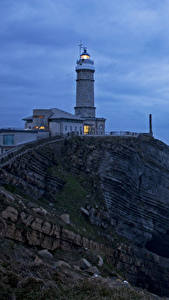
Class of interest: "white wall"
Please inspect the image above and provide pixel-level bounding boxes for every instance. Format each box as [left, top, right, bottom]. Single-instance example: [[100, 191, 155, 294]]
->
[[15, 132, 38, 145], [25, 121, 34, 129], [49, 120, 83, 136], [62, 121, 83, 135], [49, 122, 61, 136], [0, 130, 50, 155], [0, 131, 38, 146]]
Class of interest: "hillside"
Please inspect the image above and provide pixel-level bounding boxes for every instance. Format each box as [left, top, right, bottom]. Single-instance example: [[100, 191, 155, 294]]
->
[[0, 135, 169, 299]]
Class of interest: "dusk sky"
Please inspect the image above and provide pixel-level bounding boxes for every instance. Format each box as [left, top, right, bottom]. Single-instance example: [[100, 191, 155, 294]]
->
[[1, 0, 169, 143]]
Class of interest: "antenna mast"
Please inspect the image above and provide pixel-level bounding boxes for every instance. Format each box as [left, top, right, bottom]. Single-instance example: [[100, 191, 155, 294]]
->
[[78, 41, 83, 57], [149, 114, 153, 136]]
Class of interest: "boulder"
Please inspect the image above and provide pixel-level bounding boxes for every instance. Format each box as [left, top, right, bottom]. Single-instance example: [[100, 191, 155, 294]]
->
[[54, 260, 71, 269], [80, 207, 89, 216], [20, 212, 34, 226], [31, 218, 43, 231], [32, 207, 47, 216], [97, 255, 103, 267], [38, 249, 53, 260], [34, 256, 44, 265], [2, 206, 18, 222], [60, 214, 70, 224], [80, 258, 91, 270], [41, 221, 52, 235]]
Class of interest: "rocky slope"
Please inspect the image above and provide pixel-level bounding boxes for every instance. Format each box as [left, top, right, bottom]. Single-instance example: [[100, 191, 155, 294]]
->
[[1, 135, 169, 297], [0, 186, 166, 300]]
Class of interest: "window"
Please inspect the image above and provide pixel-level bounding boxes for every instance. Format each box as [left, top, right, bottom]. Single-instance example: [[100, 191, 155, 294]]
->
[[84, 125, 91, 135], [75, 126, 77, 131], [65, 126, 67, 131], [70, 126, 72, 131], [3, 135, 14, 145], [39, 126, 45, 130]]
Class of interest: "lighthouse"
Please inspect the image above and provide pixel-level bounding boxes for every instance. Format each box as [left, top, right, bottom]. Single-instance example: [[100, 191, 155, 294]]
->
[[75, 47, 95, 119], [75, 46, 105, 135]]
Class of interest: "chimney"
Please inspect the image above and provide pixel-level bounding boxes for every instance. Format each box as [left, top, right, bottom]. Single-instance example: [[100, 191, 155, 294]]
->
[[149, 114, 153, 136]]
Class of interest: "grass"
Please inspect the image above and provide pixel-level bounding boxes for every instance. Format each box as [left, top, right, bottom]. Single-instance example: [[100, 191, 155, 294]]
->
[[14, 278, 162, 300], [45, 165, 108, 242]]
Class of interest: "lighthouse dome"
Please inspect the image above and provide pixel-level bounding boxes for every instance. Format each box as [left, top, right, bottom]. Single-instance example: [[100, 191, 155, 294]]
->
[[76, 47, 95, 71]]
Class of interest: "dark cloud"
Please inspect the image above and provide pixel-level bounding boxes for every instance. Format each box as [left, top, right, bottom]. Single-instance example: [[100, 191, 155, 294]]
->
[[1, 0, 169, 143]]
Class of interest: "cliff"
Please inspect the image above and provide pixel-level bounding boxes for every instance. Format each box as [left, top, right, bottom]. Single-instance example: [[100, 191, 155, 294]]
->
[[1, 135, 169, 298]]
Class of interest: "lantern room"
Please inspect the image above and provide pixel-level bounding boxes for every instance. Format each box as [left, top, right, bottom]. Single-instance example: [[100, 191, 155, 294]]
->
[[80, 48, 90, 60]]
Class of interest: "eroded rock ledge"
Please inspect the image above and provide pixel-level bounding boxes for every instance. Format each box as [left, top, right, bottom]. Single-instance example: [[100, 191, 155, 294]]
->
[[0, 205, 109, 253]]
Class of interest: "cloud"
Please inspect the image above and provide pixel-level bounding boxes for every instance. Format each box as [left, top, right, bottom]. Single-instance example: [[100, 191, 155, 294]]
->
[[1, 0, 169, 143]]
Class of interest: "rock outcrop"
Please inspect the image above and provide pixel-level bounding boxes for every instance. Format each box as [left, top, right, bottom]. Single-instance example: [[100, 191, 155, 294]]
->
[[1, 135, 169, 296], [0, 204, 106, 253]]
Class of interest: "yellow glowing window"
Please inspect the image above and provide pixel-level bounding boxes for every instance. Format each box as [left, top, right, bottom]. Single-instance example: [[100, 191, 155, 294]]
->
[[81, 54, 90, 60], [39, 126, 45, 130], [35, 126, 39, 129], [34, 115, 44, 118], [84, 125, 90, 135]]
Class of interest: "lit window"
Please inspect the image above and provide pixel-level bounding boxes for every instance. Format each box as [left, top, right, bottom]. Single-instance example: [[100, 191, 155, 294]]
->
[[3, 135, 14, 145], [84, 125, 91, 135], [34, 126, 39, 129], [39, 126, 45, 130]]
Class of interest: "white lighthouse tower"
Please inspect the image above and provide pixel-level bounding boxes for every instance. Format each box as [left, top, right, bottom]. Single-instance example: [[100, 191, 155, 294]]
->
[[75, 46, 105, 135]]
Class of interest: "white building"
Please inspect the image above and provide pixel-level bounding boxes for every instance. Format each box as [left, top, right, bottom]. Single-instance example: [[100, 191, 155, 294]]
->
[[0, 129, 49, 155], [23, 108, 83, 136]]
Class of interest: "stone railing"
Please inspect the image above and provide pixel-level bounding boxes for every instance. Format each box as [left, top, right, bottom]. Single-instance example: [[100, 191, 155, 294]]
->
[[109, 131, 140, 137], [82, 131, 151, 137]]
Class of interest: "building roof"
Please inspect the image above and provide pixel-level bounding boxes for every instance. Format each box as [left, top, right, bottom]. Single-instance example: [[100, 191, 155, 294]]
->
[[22, 116, 33, 121], [23, 108, 83, 122], [0, 128, 38, 133], [49, 108, 83, 121]]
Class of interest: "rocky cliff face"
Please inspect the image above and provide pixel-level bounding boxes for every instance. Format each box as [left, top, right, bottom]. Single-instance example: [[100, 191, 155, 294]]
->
[[62, 136, 169, 254], [1, 135, 169, 296]]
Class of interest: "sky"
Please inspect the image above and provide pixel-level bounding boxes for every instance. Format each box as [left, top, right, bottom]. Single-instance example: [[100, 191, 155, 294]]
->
[[1, 0, 169, 143]]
